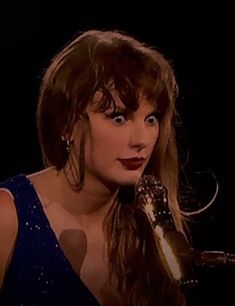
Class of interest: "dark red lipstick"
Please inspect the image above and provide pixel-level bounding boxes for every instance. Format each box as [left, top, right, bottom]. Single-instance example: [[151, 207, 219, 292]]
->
[[118, 158, 145, 170]]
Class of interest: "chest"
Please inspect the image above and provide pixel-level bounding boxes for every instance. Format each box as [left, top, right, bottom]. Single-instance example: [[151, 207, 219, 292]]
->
[[58, 226, 106, 274], [52, 222, 122, 306]]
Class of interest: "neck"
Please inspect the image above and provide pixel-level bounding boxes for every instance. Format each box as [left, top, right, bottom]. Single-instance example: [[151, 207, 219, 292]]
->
[[54, 167, 120, 224]]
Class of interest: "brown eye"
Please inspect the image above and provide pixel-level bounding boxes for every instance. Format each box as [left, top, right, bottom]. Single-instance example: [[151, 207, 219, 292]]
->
[[113, 115, 126, 125], [145, 114, 159, 126], [105, 112, 127, 125]]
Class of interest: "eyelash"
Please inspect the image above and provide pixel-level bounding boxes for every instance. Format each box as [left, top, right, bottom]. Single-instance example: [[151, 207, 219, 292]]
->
[[105, 112, 159, 125]]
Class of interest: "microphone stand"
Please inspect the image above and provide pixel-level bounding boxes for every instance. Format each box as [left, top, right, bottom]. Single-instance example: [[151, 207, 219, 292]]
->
[[192, 249, 235, 267]]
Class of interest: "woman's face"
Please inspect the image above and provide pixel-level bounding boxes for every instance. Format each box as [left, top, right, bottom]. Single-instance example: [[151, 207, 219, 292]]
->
[[73, 90, 159, 186]]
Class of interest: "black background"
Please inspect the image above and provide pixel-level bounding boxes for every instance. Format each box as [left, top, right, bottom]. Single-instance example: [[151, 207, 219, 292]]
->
[[1, 1, 234, 304]]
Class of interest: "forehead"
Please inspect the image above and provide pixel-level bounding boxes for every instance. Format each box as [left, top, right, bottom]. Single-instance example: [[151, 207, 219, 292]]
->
[[89, 88, 156, 112]]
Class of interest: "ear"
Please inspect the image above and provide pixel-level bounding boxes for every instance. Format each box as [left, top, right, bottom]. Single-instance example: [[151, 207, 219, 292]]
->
[[63, 113, 89, 143], [69, 119, 85, 142], [61, 123, 78, 143]]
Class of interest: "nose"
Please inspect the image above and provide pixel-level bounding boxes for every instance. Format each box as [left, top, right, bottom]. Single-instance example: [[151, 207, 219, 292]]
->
[[128, 122, 149, 151]]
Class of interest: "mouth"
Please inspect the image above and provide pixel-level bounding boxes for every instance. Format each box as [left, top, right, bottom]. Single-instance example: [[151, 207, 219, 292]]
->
[[118, 158, 145, 170]]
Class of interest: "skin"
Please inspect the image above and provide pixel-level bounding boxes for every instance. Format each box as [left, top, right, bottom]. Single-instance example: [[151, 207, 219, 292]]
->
[[74, 90, 160, 187], [0, 91, 160, 306]]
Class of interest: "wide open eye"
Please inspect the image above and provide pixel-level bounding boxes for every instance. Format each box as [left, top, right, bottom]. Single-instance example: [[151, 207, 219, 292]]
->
[[105, 112, 127, 125], [145, 113, 159, 126]]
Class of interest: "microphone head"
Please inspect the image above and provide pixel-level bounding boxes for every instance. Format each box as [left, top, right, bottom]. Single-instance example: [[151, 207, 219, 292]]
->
[[135, 175, 175, 229], [135, 175, 168, 208]]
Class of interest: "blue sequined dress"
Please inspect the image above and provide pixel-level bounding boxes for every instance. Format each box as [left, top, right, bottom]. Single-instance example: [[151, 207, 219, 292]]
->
[[0, 174, 101, 306]]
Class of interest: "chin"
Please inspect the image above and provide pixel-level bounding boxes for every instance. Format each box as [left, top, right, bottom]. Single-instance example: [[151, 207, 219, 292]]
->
[[115, 171, 143, 186]]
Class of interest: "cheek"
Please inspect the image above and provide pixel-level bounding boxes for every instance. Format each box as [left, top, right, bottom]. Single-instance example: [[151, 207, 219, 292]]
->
[[154, 132, 159, 145], [92, 127, 125, 148], [147, 129, 159, 155], [151, 128, 159, 146], [86, 128, 123, 163]]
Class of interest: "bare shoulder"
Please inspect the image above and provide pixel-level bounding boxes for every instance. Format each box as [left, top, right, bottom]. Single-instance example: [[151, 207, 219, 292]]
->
[[0, 188, 18, 229], [0, 189, 18, 287]]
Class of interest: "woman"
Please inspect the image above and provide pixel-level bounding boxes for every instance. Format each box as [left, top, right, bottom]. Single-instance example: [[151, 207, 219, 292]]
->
[[0, 30, 186, 305]]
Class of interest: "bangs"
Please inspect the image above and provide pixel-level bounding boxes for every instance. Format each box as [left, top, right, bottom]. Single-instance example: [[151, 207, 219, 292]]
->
[[90, 56, 171, 117]]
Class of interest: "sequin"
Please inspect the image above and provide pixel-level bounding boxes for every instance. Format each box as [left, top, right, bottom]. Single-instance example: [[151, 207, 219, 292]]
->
[[0, 174, 101, 306]]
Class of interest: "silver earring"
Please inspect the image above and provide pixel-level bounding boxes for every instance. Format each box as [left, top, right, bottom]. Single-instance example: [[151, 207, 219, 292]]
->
[[61, 135, 71, 154], [65, 139, 70, 153]]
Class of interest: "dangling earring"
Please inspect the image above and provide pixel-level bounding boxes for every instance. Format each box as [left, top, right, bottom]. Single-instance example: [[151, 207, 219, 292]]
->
[[65, 139, 70, 153], [61, 132, 85, 192], [61, 135, 71, 154]]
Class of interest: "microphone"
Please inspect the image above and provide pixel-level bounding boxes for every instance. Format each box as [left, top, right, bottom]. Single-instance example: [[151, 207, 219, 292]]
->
[[135, 175, 199, 296]]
